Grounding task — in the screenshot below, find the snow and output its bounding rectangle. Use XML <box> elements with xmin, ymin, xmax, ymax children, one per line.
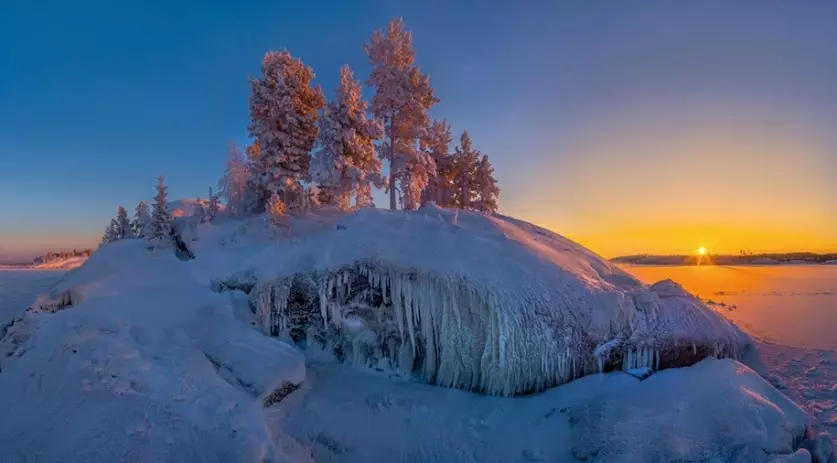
<box><xmin>0</xmin><ymin>208</ymin><xmax>833</xmax><ymax>461</ymax></box>
<box><xmin>216</xmin><ymin>206</ymin><xmax>748</xmax><ymax>395</ymax></box>
<box><xmin>30</xmin><ymin>255</ymin><xmax>88</xmax><ymax>269</ymax></box>
<box><xmin>625</xmin><ymin>264</ymin><xmax>837</xmax><ymax>454</ymax></box>
<box><xmin>0</xmin><ymin>239</ymin><xmax>306</xmax><ymax>462</ymax></box>
<box><xmin>0</xmin><ymin>269</ymin><xmax>65</xmax><ymax>327</ymax></box>
<box><xmin>274</xmin><ymin>357</ymin><xmax>812</xmax><ymax>463</ymax></box>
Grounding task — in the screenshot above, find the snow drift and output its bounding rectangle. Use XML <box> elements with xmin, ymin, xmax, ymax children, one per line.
<box><xmin>212</xmin><ymin>205</ymin><xmax>750</xmax><ymax>396</ymax></box>
<box><xmin>0</xmin><ymin>239</ymin><xmax>306</xmax><ymax>462</ymax></box>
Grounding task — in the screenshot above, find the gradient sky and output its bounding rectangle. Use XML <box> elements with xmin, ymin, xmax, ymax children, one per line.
<box><xmin>2</xmin><ymin>0</ymin><xmax>836</xmax><ymax>260</ymax></box>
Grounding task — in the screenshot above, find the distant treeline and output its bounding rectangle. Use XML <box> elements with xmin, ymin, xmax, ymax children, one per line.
<box><xmin>32</xmin><ymin>249</ymin><xmax>93</xmax><ymax>265</ymax></box>
<box><xmin>611</xmin><ymin>252</ymin><xmax>837</xmax><ymax>266</ymax></box>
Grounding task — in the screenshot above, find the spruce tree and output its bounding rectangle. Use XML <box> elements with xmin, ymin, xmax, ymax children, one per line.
<box><xmin>452</xmin><ymin>131</ymin><xmax>480</xmax><ymax>209</ymax></box>
<box><xmin>420</xmin><ymin>120</ymin><xmax>455</xmax><ymax>207</ymax></box>
<box><xmin>115</xmin><ymin>206</ymin><xmax>133</xmax><ymax>239</ymax></box>
<box><xmin>473</xmin><ymin>155</ymin><xmax>500</xmax><ymax>213</ymax></box>
<box><xmin>149</xmin><ymin>175</ymin><xmax>172</xmax><ymax>248</ymax></box>
<box><xmin>248</xmin><ymin>50</ymin><xmax>324</xmax><ymax>212</ymax></box>
<box><xmin>207</xmin><ymin>187</ymin><xmax>219</xmax><ymax>221</ymax></box>
<box><xmin>132</xmin><ymin>200</ymin><xmax>151</xmax><ymax>237</ymax></box>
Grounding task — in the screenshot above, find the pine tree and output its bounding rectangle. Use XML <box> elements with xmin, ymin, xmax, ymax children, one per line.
<box><xmin>312</xmin><ymin>65</ymin><xmax>384</xmax><ymax>210</ymax></box>
<box><xmin>248</xmin><ymin>50</ymin><xmax>324</xmax><ymax>213</ymax></box>
<box><xmin>420</xmin><ymin>120</ymin><xmax>455</xmax><ymax>207</ymax></box>
<box><xmin>365</xmin><ymin>17</ymin><xmax>439</xmax><ymax>210</ymax></box>
<box><xmin>132</xmin><ymin>200</ymin><xmax>151</xmax><ymax>237</ymax></box>
<box><xmin>218</xmin><ymin>142</ymin><xmax>249</xmax><ymax>215</ymax></box>
<box><xmin>472</xmin><ymin>155</ymin><xmax>500</xmax><ymax>213</ymax></box>
<box><xmin>207</xmin><ymin>187</ymin><xmax>220</xmax><ymax>221</ymax></box>
<box><xmin>149</xmin><ymin>175</ymin><xmax>172</xmax><ymax>248</ymax></box>
<box><xmin>115</xmin><ymin>206</ymin><xmax>133</xmax><ymax>239</ymax></box>
<box><xmin>452</xmin><ymin>131</ymin><xmax>480</xmax><ymax>209</ymax></box>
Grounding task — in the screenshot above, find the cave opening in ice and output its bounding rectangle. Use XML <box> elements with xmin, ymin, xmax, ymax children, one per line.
<box><xmin>223</xmin><ymin>262</ymin><xmax>747</xmax><ymax>397</ymax></box>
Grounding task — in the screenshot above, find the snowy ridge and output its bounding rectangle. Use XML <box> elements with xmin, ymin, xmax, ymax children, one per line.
<box><xmin>211</xmin><ymin>205</ymin><xmax>751</xmax><ymax>395</ymax></box>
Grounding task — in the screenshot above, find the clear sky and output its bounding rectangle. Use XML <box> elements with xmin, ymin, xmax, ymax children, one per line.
<box><xmin>2</xmin><ymin>0</ymin><xmax>836</xmax><ymax>260</ymax></box>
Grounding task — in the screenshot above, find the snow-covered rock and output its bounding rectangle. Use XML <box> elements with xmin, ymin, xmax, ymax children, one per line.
<box><xmin>567</xmin><ymin>358</ymin><xmax>810</xmax><ymax>463</ymax></box>
<box><xmin>0</xmin><ymin>239</ymin><xmax>306</xmax><ymax>462</ymax></box>
<box><xmin>214</xmin><ymin>205</ymin><xmax>750</xmax><ymax>395</ymax></box>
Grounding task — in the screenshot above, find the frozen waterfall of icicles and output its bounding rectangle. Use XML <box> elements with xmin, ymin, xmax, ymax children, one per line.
<box><xmin>244</xmin><ymin>263</ymin><xmax>749</xmax><ymax>396</ymax></box>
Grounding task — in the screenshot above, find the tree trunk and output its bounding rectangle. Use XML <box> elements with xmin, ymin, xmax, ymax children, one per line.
<box><xmin>388</xmin><ymin>112</ymin><xmax>397</xmax><ymax>210</ymax></box>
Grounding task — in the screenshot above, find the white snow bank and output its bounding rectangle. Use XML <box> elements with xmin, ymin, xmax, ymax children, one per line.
<box><xmin>0</xmin><ymin>239</ymin><xmax>306</xmax><ymax>462</ymax></box>
<box><xmin>567</xmin><ymin>358</ymin><xmax>810</xmax><ymax>462</ymax></box>
<box><xmin>276</xmin><ymin>358</ymin><xmax>812</xmax><ymax>463</ymax></box>
<box><xmin>210</xmin><ymin>206</ymin><xmax>750</xmax><ymax>395</ymax></box>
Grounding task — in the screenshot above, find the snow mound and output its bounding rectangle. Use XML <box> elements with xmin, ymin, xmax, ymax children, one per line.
<box><xmin>567</xmin><ymin>358</ymin><xmax>810</xmax><ymax>463</ymax></box>
<box><xmin>0</xmin><ymin>239</ymin><xmax>306</xmax><ymax>462</ymax></box>
<box><xmin>213</xmin><ymin>206</ymin><xmax>750</xmax><ymax>395</ymax></box>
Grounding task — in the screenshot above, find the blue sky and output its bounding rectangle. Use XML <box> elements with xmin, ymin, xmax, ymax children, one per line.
<box><xmin>2</xmin><ymin>0</ymin><xmax>836</xmax><ymax>260</ymax></box>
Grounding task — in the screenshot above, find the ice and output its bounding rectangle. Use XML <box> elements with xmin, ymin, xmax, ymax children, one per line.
<box><xmin>219</xmin><ymin>206</ymin><xmax>749</xmax><ymax>395</ymax></box>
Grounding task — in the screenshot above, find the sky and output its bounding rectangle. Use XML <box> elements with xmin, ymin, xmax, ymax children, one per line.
<box><xmin>2</xmin><ymin>0</ymin><xmax>836</xmax><ymax>260</ymax></box>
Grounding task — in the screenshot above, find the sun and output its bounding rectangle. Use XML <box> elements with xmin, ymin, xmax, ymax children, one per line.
<box><xmin>697</xmin><ymin>246</ymin><xmax>707</xmax><ymax>256</ymax></box>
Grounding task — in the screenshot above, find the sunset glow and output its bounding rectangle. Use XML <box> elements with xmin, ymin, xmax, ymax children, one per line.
<box><xmin>697</xmin><ymin>247</ymin><xmax>707</xmax><ymax>256</ymax></box>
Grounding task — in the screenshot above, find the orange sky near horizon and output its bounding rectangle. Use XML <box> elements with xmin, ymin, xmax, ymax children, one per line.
<box><xmin>506</xmin><ymin>106</ymin><xmax>837</xmax><ymax>258</ymax></box>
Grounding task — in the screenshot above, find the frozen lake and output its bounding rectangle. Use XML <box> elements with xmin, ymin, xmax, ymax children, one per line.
<box><xmin>621</xmin><ymin>264</ymin><xmax>837</xmax><ymax>350</ymax></box>
<box><xmin>0</xmin><ymin>269</ymin><xmax>66</xmax><ymax>328</ymax></box>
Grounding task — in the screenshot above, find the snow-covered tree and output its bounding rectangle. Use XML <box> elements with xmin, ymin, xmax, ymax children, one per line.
<box><xmin>101</xmin><ymin>220</ymin><xmax>118</xmax><ymax>244</ymax></box>
<box><xmin>132</xmin><ymin>200</ymin><xmax>151</xmax><ymax>237</ymax></box>
<box><xmin>244</xmin><ymin>143</ymin><xmax>267</xmax><ymax>213</ymax></box>
<box><xmin>452</xmin><ymin>131</ymin><xmax>481</xmax><ymax>209</ymax></box>
<box><xmin>365</xmin><ymin>17</ymin><xmax>439</xmax><ymax>210</ymax></box>
<box><xmin>248</xmin><ymin>50</ymin><xmax>324</xmax><ymax>212</ymax></box>
<box><xmin>472</xmin><ymin>155</ymin><xmax>500</xmax><ymax>213</ymax></box>
<box><xmin>149</xmin><ymin>176</ymin><xmax>172</xmax><ymax>248</ymax></box>
<box><xmin>312</xmin><ymin>65</ymin><xmax>385</xmax><ymax>210</ymax></box>
<box><xmin>218</xmin><ymin>142</ymin><xmax>249</xmax><ymax>215</ymax></box>
<box><xmin>420</xmin><ymin>120</ymin><xmax>455</xmax><ymax>207</ymax></box>
<box><xmin>266</xmin><ymin>193</ymin><xmax>287</xmax><ymax>231</ymax></box>
<box><xmin>115</xmin><ymin>206</ymin><xmax>133</xmax><ymax>239</ymax></box>
<box><xmin>194</xmin><ymin>198</ymin><xmax>207</xmax><ymax>223</ymax></box>
<box><xmin>207</xmin><ymin>187</ymin><xmax>220</xmax><ymax>221</ymax></box>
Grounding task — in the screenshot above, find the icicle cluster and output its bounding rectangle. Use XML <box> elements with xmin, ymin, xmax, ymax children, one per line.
<box><xmin>247</xmin><ymin>263</ymin><xmax>750</xmax><ymax>396</ymax></box>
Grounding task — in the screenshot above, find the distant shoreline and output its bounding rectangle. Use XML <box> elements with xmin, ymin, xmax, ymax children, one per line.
<box><xmin>612</xmin><ymin>253</ymin><xmax>837</xmax><ymax>266</ymax></box>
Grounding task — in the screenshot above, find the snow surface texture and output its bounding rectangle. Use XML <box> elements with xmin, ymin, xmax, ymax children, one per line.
<box><xmin>0</xmin><ymin>209</ymin><xmax>832</xmax><ymax>462</ymax></box>
<box><xmin>0</xmin><ymin>240</ymin><xmax>306</xmax><ymax>462</ymax></box>
<box><xmin>274</xmin><ymin>357</ymin><xmax>815</xmax><ymax>463</ymax></box>
<box><xmin>215</xmin><ymin>205</ymin><xmax>750</xmax><ymax>395</ymax></box>
<box><xmin>0</xmin><ymin>269</ymin><xmax>65</xmax><ymax>328</ymax></box>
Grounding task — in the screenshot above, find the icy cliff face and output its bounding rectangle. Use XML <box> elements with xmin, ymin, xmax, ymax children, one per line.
<box><xmin>216</xmin><ymin>205</ymin><xmax>751</xmax><ymax>396</ymax></box>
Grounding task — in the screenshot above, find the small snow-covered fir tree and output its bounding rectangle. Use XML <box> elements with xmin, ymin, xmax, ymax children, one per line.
<box><xmin>101</xmin><ymin>220</ymin><xmax>118</xmax><ymax>244</ymax></box>
<box><xmin>249</xmin><ymin>50</ymin><xmax>324</xmax><ymax>212</ymax></box>
<box><xmin>313</xmin><ymin>65</ymin><xmax>384</xmax><ymax>210</ymax></box>
<box><xmin>218</xmin><ymin>142</ymin><xmax>249</xmax><ymax>215</ymax></box>
<box><xmin>365</xmin><ymin>17</ymin><xmax>438</xmax><ymax>210</ymax></box>
<box><xmin>148</xmin><ymin>176</ymin><xmax>172</xmax><ymax>248</ymax></box>
<box><xmin>472</xmin><ymin>155</ymin><xmax>500</xmax><ymax>213</ymax></box>
<box><xmin>207</xmin><ymin>187</ymin><xmax>220</xmax><ymax>221</ymax></box>
<box><xmin>194</xmin><ymin>198</ymin><xmax>206</xmax><ymax>223</ymax></box>
<box><xmin>452</xmin><ymin>131</ymin><xmax>480</xmax><ymax>209</ymax></box>
<box><xmin>115</xmin><ymin>206</ymin><xmax>133</xmax><ymax>239</ymax></box>
<box><xmin>132</xmin><ymin>200</ymin><xmax>151</xmax><ymax>237</ymax></box>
